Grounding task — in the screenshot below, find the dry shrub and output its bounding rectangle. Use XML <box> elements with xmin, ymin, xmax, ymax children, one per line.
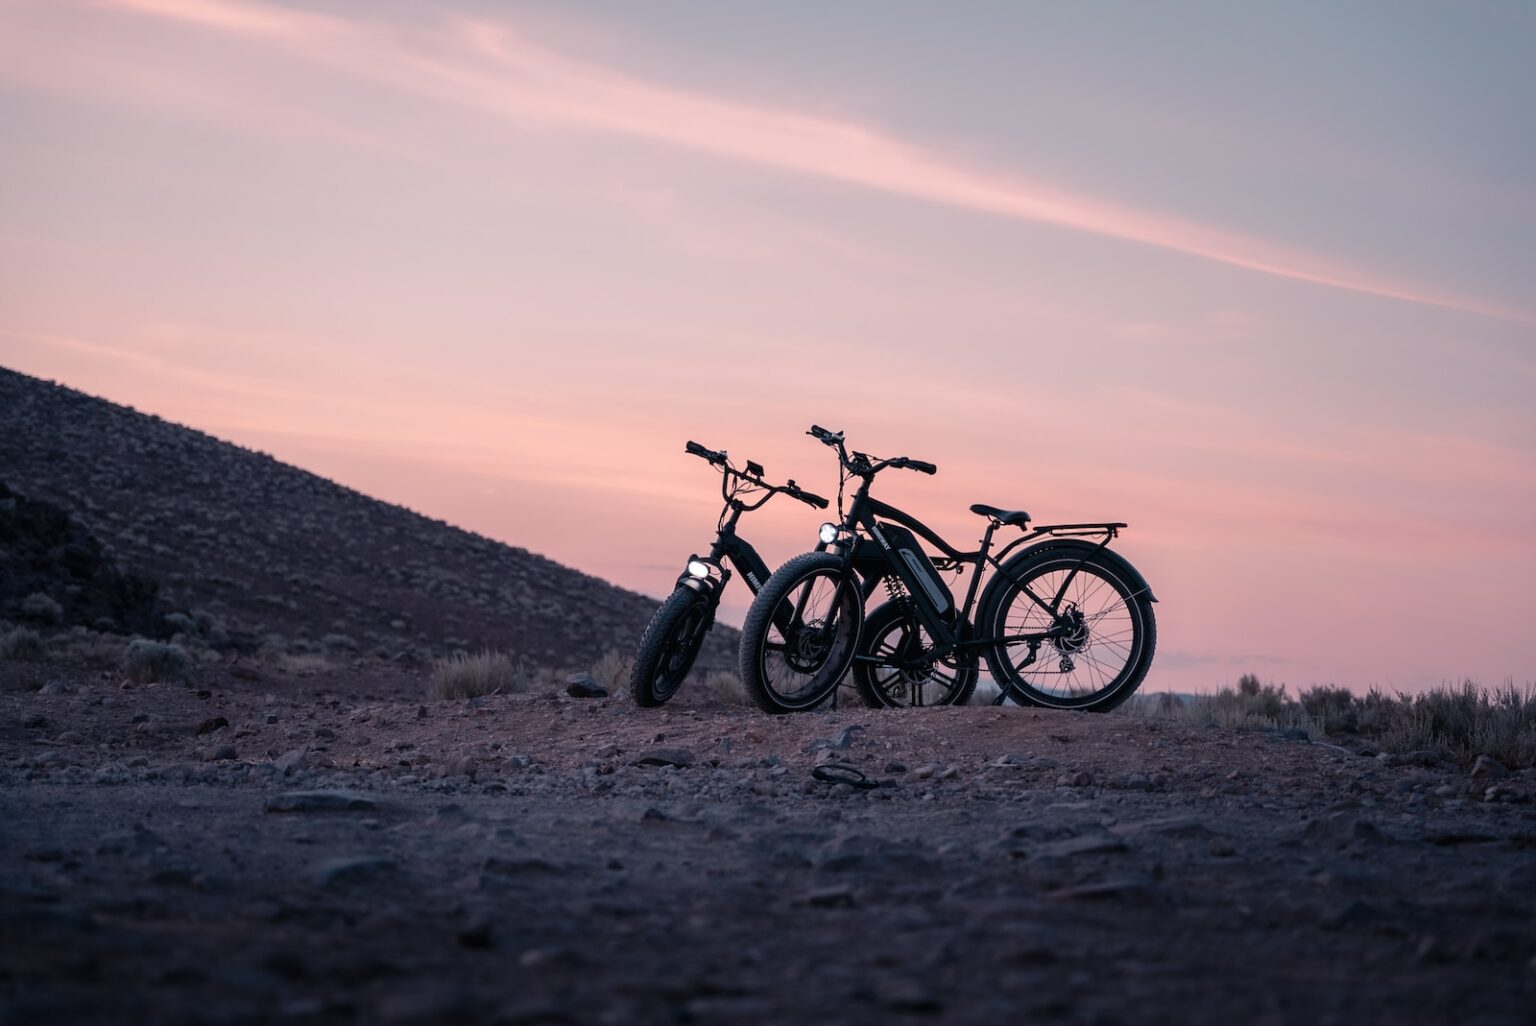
<box><xmin>431</xmin><ymin>650</ymin><xmax>530</xmax><ymax>700</ymax></box>
<box><xmin>694</xmin><ymin>670</ymin><xmax>751</xmax><ymax>706</ymax></box>
<box><xmin>1124</xmin><ymin>677</ymin><xmax>1536</xmax><ymax>769</ymax></box>
<box><xmin>588</xmin><ymin>649</ymin><xmax>633</xmax><ymax>692</ymax></box>
<box><xmin>48</xmin><ymin>629</ymin><xmax>127</xmax><ymax>669</ymax></box>
<box><xmin>123</xmin><ymin>639</ymin><xmax>192</xmax><ymax>683</ymax></box>
<box><xmin>1368</xmin><ymin>681</ymin><xmax>1536</xmax><ymax>769</ymax></box>
<box><xmin>1</xmin><ymin>627</ymin><xmax>45</xmax><ymax>661</ymax></box>
<box><xmin>20</xmin><ymin>592</ymin><xmax>63</xmax><ymax>625</ymax></box>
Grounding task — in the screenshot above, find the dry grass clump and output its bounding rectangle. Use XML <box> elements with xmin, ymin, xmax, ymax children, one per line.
<box><xmin>588</xmin><ymin>649</ymin><xmax>633</xmax><ymax>692</ymax></box>
<box><xmin>122</xmin><ymin>639</ymin><xmax>193</xmax><ymax>683</ymax></box>
<box><xmin>1367</xmin><ymin>681</ymin><xmax>1536</xmax><ymax>769</ymax></box>
<box><xmin>1</xmin><ymin>627</ymin><xmax>46</xmax><ymax>661</ymax></box>
<box><xmin>694</xmin><ymin>670</ymin><xmax>752</xmax><ymax>706</ymax></box>
<box><xmin>431</xmin><ymin>650</ymin><xmax>531</xmax><ymax>700</ymax></box>
<box><xmin>1127</xmin><ymin>677</ymin><xmax>1536</xmax><ymax>769</ymax></box>
<box><xmin>48</xmin><ymin>628</ymin><xmax>128</xmax><ymax>669</ymax></box>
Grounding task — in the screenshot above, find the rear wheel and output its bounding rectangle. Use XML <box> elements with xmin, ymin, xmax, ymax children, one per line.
<box><xmin>853</xmin><ymin>600</ymin><xmax>978</xmax><ymax>708</ymax></box>
<box><xmin>981</xmin><ymin>550</ymin><xmax>1155</xmax><ymax>711</ymax></box>
<box><xmin>629</xmin><ymin>586</ymin><xmax>713</xmax><ymax>707</ymax></box>
<box><xmin>739</xmin><ymin>552</ymin><xmax>863</xmax><ymax>713</ymax></box>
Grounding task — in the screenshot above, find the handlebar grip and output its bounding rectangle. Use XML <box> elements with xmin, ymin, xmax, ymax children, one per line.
<box><xmin>905</xmin><ymin>459</ymin><xmax>938</xmax><ymax>475</ymax></box>
<box><xmin>797</xmin><ymin>489</ymin><xmax>831</xmax><ymax>510</ymax></box>
<box><xmin>685</xmin><ymin>440</ymin><xmax>724</xmax><ymax>462</ymax></box>
<box><xmin>808</xmin><ymin>425</ymin><xmax>843</xmax><ymax>445</ymax></box>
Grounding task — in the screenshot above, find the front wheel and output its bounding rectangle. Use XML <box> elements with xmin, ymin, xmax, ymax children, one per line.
<box><xmin>738</xmin><ymin>552</ymin><xmax>863</xmax><ymax>714</ymax></box>
<box><xmin>853</xmin><ymin>600</ymin><xmax>978</xmax><ymax>708</ymax></box>
<box><xmin>981</xmin><ymin>550</ymin><xmax>1156</xmax><ymax>711</ymax></box>
<box><xmin>629</xmin><ymin>586</ymin><xmax>714</xmax><ymax>707</ymax></box>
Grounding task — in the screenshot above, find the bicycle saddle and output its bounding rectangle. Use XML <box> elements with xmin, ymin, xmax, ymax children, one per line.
<box><xmin>970</xmin><ymin>504</ymin><xmax>1031</xmax><ymax>526</ymax></box>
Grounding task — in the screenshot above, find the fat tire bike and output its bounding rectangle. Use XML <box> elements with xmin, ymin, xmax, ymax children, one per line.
<box><xmin>738</xmin><ymin>426</ymin><xmax>1157</xmax><ymax>714</ymax></box>
<box><xmin>628</xmin><ymin>441</ymin><xmax>828</xmax><ymax>707</ymax></box>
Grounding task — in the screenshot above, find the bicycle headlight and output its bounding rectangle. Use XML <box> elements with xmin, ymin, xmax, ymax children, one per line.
<box><xmin>686</xmin><ymin>559</ymin><xmax>712</xmax><ymax>579</ymax></box>
<box><xmin>818</xmin><ymin>523</ymin><xmax>840</xmax><ymax>545</ymax></box>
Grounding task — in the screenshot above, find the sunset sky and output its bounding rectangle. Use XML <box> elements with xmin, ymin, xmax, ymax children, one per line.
<box><xmin>2</xmin><ymin>0</ymin><xmax>1532</xmax><ymax>693</ymax></box>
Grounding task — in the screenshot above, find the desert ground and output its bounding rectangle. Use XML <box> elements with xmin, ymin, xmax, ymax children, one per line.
<box><xmin>4</xmin><ymin>655</ymin><xmax>1535</xmax><ymax>1026</ymax></box>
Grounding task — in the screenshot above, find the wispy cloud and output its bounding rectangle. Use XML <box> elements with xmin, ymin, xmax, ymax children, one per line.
<box><xmin>38</xmin><ymin>0</ymin><xmax>1529</xmax><ymax>325</ymax></box>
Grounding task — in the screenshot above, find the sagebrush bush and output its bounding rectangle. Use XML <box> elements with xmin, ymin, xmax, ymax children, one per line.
<box><xmin>1125</xmin><ymin>678</ymin><xmax>1536</xmax><ymax>769</ymax></box>
<box><xmin>0</xmin><ymin>627</ymin><xmax>45</xmax><ymax>661</ymax></box>
<box><xmin>430</xmin><ymin>650</ymin><xmax>529</xmax><ymax>699</ymax></box>
<box><xmin>122</xmin><ymin>639</ymin><xmax>192</xmax><ymax>683</ymax></box>
<box><xmin>20</xmin><ymin>592</ymin><xmax>63</xmax><ymax>625</ymax></box>
<box><xmin>694</xmin><ymin>670</ymin><xmax>751</xmax><ymax>706</ymax></box>
<box><xmin>588</xmin><ymin>649</ymin><xmax>632</xmax><ymax>692</ymax></box>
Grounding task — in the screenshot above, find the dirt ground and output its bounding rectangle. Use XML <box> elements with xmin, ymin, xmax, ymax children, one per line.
<box><xmin>3</xmin><ymin>659</ymin><xmax>1535</xmax><ymax>1025</ymax></box>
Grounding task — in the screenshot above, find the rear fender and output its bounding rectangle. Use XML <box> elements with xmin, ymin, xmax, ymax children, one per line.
<box><xmin>979</xmin><ymin>539</ymin><xmax>1156</xmax><ymax>633</ymax></box>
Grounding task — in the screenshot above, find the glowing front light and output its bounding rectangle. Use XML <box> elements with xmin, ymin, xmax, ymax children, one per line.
<box><xmin>819</xmin><ymin>523</ymin><xmax>840</xmax><ymax>544</ymax></box>
<box><xmin>686</xmin><ymin>560</ymin><xmax>712</xmax><ymax>579</ymax></box>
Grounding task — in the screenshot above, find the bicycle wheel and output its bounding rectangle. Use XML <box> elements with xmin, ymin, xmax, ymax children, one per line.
<box><xmin>981</xmin><ymin>550</ymin><xmax>1156</xmax><ymax>711</ymax></box>
<box><xmin>852</xmin><ymin>600</ymin><xmax>978</xmax><ymax>708</ymax></box>
<box><xmin>739</xmin><ymin>552</ymin><xmax>863</xmax><ymax>713</ymax></box>
<box><xmin>629</xmin><ymin>586</ymin><xmax>713</xmax><ymax>707</ymax></box>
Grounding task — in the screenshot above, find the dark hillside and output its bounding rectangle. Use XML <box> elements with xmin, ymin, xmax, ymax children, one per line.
<box><xmin>0</xmin><ymin>366</ymin><xmax>733</xmax><ymax>668</ymax></box>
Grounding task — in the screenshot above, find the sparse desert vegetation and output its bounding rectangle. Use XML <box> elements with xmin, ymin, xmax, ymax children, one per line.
<box><xmin>430</xmin><ymin>649</ymin><xmax>534</xmax><ymax>699</ymax></box>
<box><xmin>1128</xmin><ymin>675</ymin><xmax>1536</xmax><ymax>769</ymax></box>
<box><xmin>0</xmin><ymin>626</ymin><xmax>45</xmax><ymax>661</ymax></box>
<box><xmin>695</xmin><ymin>669</ymin><xmax>752</xmax><ymax>706</ymax></box>
<box><xmin>121</xmin><ymin>638</ymin><xmax>192</xmax><ymax>683</ymax></box>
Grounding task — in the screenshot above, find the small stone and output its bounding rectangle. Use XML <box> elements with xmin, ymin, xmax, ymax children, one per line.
<box><xmin>457</xmin><ymin>913</ymin><xmax>495</xmax><ymax>949</ymax></box>
<box><xmin>312</xmin><ymin>855</ymin><xmax>395</xmax><ymax>887</ymax></box>
<box><xmin>804</xmin><ymin>725</ymin><xmax>865</xmax><ymax>753</ymax></box>
<box><xmin>1048</xmin><ymin>877</ymin><xmax>1155</xmax><ymax>902</ymax></box>
<box><xmin>195</xmin><ymin>716</ymin><xmax>229</xmax><ymax>736</ymax></box>
<box><xmin>1384</xmin><ymin>749</ymin><xmax>1442</xmax><ymax>768</ymax></box>
<box><xmin>805</xmin><ymin>885</ymin><xmax>857</xmax><ymax>908</ymax></box>
<box><xmin>483</xmin><ymin>856</ymin><xmax>565</xmax><ymax>877</ymax></box>
<box><xmin>1471</xmin><ymin>755</ymin><xmax>1509</xmax><ymax>779</ymax></box>
<box><xmin>265</xmin><ymin>790</ymin><xmax>380</xmax><ymax>813</ymax></box>
<box><xmin>565</xmin><ymin>673</ymin><xmax>608</xmax><ymax>699</ymax></box>
<box><xmin>1036</xmin><ymin>835</ymin><xmax>1128</xmax><ymax>859</ymax></box>
<box><xmin>630</xmin><ymin>748</ymin><xmax>695</xmax><ymax>768</ymax></box>
<box><xmin>274</xmin><ymin>748</ymin><xmax>309</xmax><ymax>776</ymax></box>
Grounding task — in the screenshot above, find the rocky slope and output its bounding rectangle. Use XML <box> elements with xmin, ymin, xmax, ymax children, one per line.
<box><xmin>0</xmin><ymin>366</ymin><xmax>733</xmax><ymax>669</ymax></box>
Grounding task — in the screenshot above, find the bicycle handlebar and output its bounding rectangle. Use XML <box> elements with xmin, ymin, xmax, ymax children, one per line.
<box><xmin>806</xmin><ymin>426</ymin><xmax>936</xmax><ymax>477</ymax></box>
<box><xmin>685</xmin><ymin>440</ymin><xmax>827</xmax><ymax>509</ymax></box>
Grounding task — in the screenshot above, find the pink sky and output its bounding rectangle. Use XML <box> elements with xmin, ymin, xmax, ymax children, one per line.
<box><xmin>2</xmin><ymin>0</ymin><xmax>1533</xmax><ymax>692</ymax></box>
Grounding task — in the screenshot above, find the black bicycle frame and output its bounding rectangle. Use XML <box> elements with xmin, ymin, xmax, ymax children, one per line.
<box><xmin>674</xmin><ymin>443</ymin><xmax>827</xmax><ymax>612</ymax></box>
<box><xmin>820</xmin><ymin>475</ymin><xmax>1126</xmax><ymax>658</ymax></box>
<box><xmin>677</xmin><ymin>503</ymin><xmax>775</xmax><ymax>600</ymax></box>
